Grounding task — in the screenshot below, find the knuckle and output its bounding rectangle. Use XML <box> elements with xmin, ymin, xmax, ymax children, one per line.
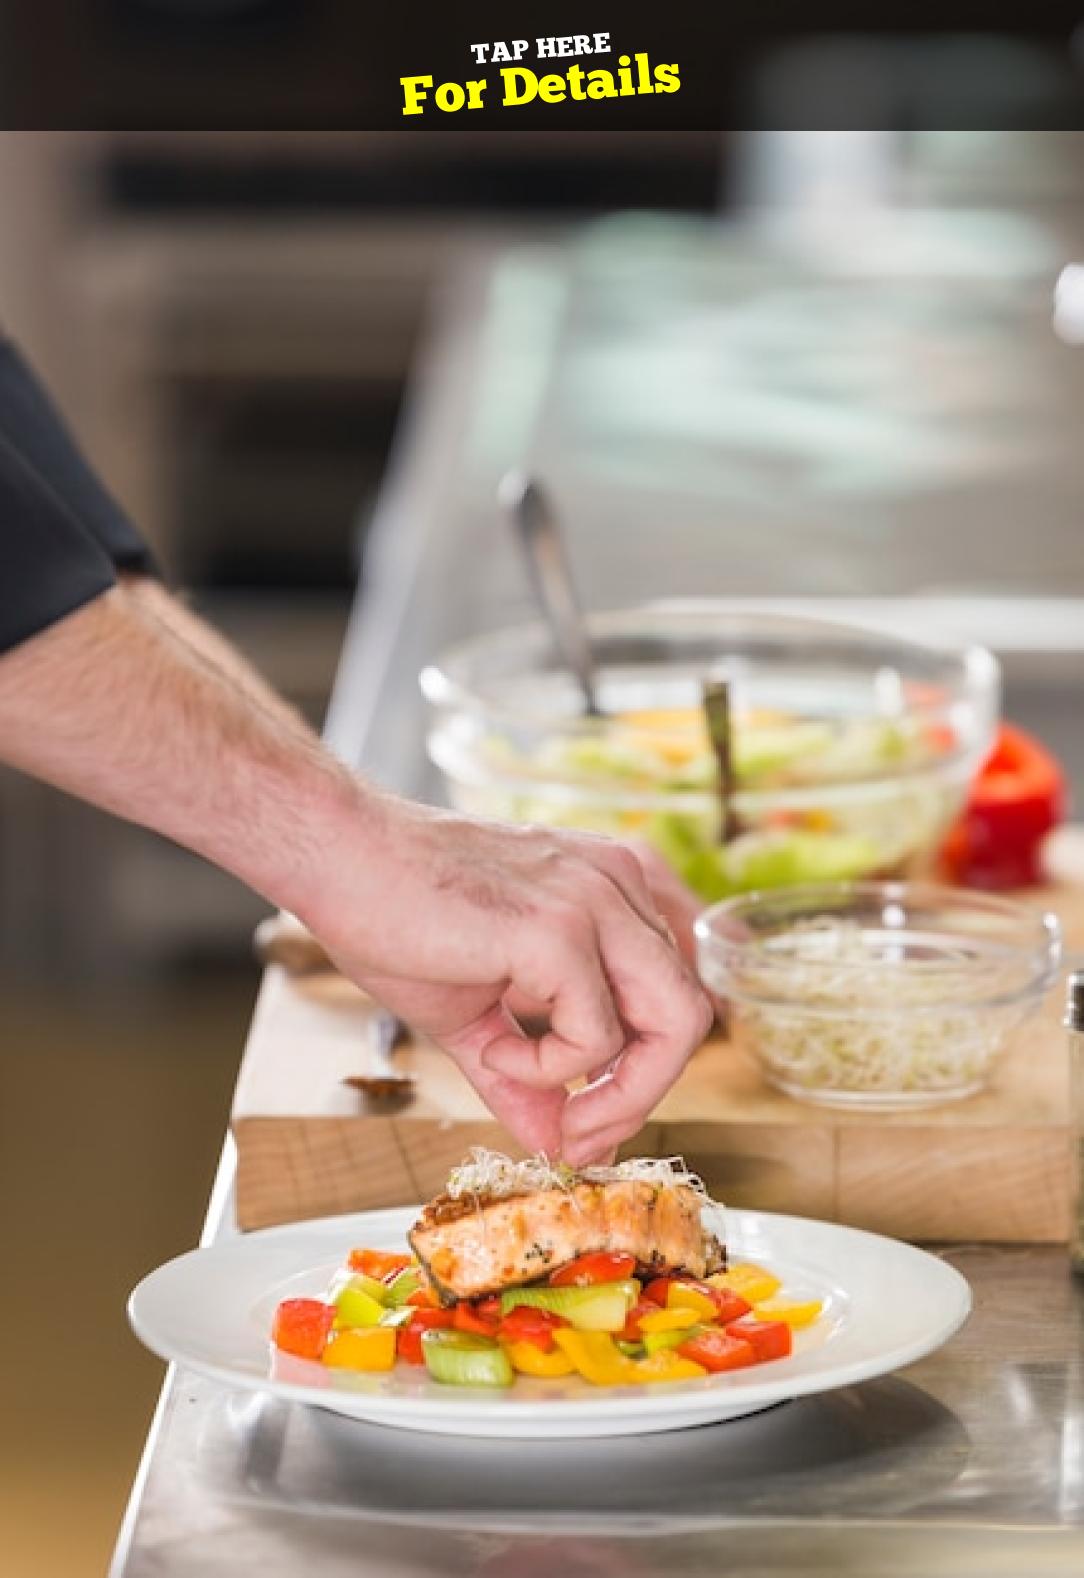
<box><xmin>598</xmin><ymin>1019</ymin><xmax>625</xmax><ymax>1059</ymax></box>
<box><xmin>533</xmin><ymin>841</ymin><xmax>564</xmax><ymax>875</ymax></box>
<box><xmin>548</xmin><ymin>899</ymin><xmax>593</xmax><ymax>946</ymax></box>
<box><xmin>689</xmin><ymin>990</ymin><xmax>714</xmax><ymax>1043</ymax></box>
<box><xmin>608</xmin><ymin>844</ymin><xmax>643</xmax><ymax>882</ymax></box>
<box><xmin>537</xmin><ymin>1040</ymin><xmax>578</xmax><ymax>1082</ymax></box>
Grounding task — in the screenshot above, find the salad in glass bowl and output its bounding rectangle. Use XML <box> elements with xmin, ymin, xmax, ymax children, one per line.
<box><xmin>421</xmin><ymin>603</ymin><xmax>999</xmax><ymax>902</ymax></box>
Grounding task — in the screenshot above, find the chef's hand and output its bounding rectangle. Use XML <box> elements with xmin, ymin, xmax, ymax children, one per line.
<box><xmin>623</xmin><ymin>837</ymin><xmax>703</xmax><ymax>968</ymax></box>
<box><xmin>298</xmin><ymin>792</ymin><xmax>713</xmax><ymax>1166</ymax></box>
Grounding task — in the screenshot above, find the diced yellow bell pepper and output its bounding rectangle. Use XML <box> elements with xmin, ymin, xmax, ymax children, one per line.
<box><xmin>553</xmin><ymin>1329</ymin><xmax>639</xmax><ymax>1386</ymax></box>
<box><xmin>638</xmin><ymin>1306</ymin><xmax>706</xmax><ymax>1334</ymax></box>
<box><xmin>630</xmin><ymin>1350</ymin><xmax>707</xmax><ymax>1385</ymax></box>
<box><xmin>617</xmin><ymin>708</ymin><xmax>707</xmax><ymax>766</ymax></box>
<box><xmin>708</xmin><ymin>1262</ymin><xmax>781</xmax><ymax>1304</ymax></box>
<box><xmin>322</xmin><ymin>1326</ymin><xmax>396</xmax><ymax>1371</ymax></box>
<box><xmin>665</xmin><ymin>1284</ymin><xmax>719</xmax><ymax>1321</ymax></box>
<box><xmin>754</xmin><ymin>1297</ymin><xmax>823</xmax><ymax>1329</ymax></box>
<box><xmin>504</xmin><ymin>1340</ymin><xmax>576</xmax><ymax>1378</ymax></box>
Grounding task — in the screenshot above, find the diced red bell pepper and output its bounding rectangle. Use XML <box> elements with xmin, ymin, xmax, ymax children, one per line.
<box><xmin>498</xmin><ymin>1306</ymin><xmax>567</xmax><ymax>1351</ymax></box>
<box><xmin>642</xmin><ymin>1275</ymin><xmax>750</xmax><ymax>1324</ymax></box>
<box><xmin>675</xmin><ymin>1276</ymin><xmax>752</xmax><ymax>1324</ymax></box>
<box><xmin>726</xmin><ymin>1317</ymin><xmax>792</xmax><ymax>1362</ymax></box>
<box><xmin>700</xmin><ymin>1286</ymin><xmax>752</xmax><ymax>1325</ymax></box>
<box><xmin>271</xmin><ymin>1298</ymin><xmax>335</xmax><ymax>1360</ymax></box>
<box><xmin>620</xmin><ymin>1299</ymin><xmax>661</xmax><ymax>1342</ymax></box>
<box><xmin>474</xmin><ymin>1296</ymin><xmax>503</xmax><ymax>1320</ymax></box>
<box><xmin>940</xmin><ymin>723</ymin><xmax>1066</xmax><ymax>890</ymax></box>
<box><xmin>678</xmin><ymin>1329</ymin><xmax>758</xmax><ymax>1372</ymax></box>
<box><xmin>549</xmin><ymin>1252</ymin><xmax>637</xmax><ymax>1287</ymax></box>
<box><xmin>347</xmin><ymin>1248</ymin><xmax>413</xmax><ymax>1279</ymax></box>
<box><xmin>642</xmin><ymin>1277</ymin><xmax>676</xmax><ymax>1307</ymax></box>
<box><xmin>396</xmin><ymin>1308</ymin><xmax>454</xmax><ymax>1365</ymax></box>
<box><xmin>452</xmin><ymin>1301</ymin><xmax>501</xmax><ymax>1338</ymax></box>
<box><xmin>406</xmin><ymin>1287</ymin><xmax>437</xmax><ymax>1308</ymax></box>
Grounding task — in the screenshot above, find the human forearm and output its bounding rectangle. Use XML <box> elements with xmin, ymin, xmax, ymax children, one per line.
<box><xmin>0</xmin><ymin>583</ymin><xmax>361</xmax><ymax>918</ymax></box>
<box><xmin>0</xmin><ymin>583</ymin><xmax>711</xmax><ymax>1161</ymax></box>
<box><xmin>121</xmin><ymin>574</ymin><xmax>309</xmax><ymax>737</ymax></box>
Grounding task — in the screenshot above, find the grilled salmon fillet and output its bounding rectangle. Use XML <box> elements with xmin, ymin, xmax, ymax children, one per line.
<box><xmin>409</xmin><ymin>1179</ymin><xmax>724</xmax><ymax>1304</ymax></box>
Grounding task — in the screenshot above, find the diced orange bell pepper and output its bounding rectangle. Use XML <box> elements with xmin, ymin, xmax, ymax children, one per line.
<box><xmin>553</xmin><ymin>1329</ymin><xmax>640</xmax><ymax>1386</ymax></box>
<box><xmin>504</xmin><ymin>1340</ymin><xmax>576</xmax><ymax>1378</ymax></box>
<box><xmin>322</xmin><ymin>1326</ymin><xmax>397</xmax><ymax>1371</ymax></box>
<box><xmin>348</xmin><ymin>1248</ymin><xmax>413</xmax><ymax>1279</ymax></box>
<box><xmin>708</xmin><ymin>1263</ymin><xmax>781</xmax><ymax>1304</ymax></box>
<box><xmin>754</xmin><ymin>1297</ymin><xmax>822</xmax><ymax>1329</ymax></box>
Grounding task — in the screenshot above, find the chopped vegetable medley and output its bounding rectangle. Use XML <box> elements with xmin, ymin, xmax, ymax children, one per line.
<box><xmin>270</xmin><ymin>1248</ymin><xmax>820</xmax><ymax>1389</ymax></box>
<box><xmin>447</xmin><ymin>706</ymin><xmax>960</xmax><ymax>901</ymax></box>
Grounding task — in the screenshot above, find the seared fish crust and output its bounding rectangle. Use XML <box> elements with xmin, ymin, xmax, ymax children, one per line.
<box><xmin>409</xmin><ymin>1179</ymin><xmax>724</xmax><ymax>1303</ymax></box>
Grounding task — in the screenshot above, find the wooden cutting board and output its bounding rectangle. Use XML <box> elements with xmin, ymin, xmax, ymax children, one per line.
<box><xmin>231</xmin><ymin>879</ymin><xmax>1081</xmax><ymax>1243</ymax></box>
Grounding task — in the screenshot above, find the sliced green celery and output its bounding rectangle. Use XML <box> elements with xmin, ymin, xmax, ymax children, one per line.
<box><xmin>499</xmin><ymin>1279</ymin><xmax>638</xmax><ymax>1332</ymax></box>
<box><xmin>333</xmin><ymin>1279</ymin><xmax>386</xmax><ymax>1329</ymax></box>
<box><xmin>422</xmin><ymin>1329</ymin><xmax>513</xmax><ymax>1387</ymax></box>
<box><xmin>642</xmin><ymin>1325</ymin><xmax>700</xmax><ymax>1355</ymax></box>
<box><xmin>383</xmin><ymin>1267</ymin><xmax>423</xmax><ymax>1306</ymax></box>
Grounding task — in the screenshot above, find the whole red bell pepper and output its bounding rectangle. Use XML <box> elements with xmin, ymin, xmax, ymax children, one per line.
<box><xmin>941</xmin><ymin>724</ymin><xmax>1066</xmax><ymax>890</ymax></box>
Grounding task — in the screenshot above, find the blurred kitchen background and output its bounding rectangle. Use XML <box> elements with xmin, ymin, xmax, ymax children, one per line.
<box><xmin>1</xmin><ymin>121</ymin><xmax>1083</xmax><ymax>1576</ymax></box>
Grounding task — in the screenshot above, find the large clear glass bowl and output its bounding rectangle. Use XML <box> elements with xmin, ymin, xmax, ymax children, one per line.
<box><xmin>421</xmin><ymin>602</ymin><xmax>1000</xmax><ymax>901</ymax></box>
<box><xmin>695</xmin><ymin>881</ymin><xmax>1062</xmax><ymax>1108</ymax></box>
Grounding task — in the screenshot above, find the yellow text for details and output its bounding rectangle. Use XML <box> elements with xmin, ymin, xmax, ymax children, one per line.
<box><xmin>400</xmin><ymin>55</ymin><xmax>680</xmax><ymax>116</ymax></box>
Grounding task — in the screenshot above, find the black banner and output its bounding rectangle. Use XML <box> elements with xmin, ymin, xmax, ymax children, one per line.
<box><xmin>2</xmin><ymin>2</ymin><xmax>1082</xmax><ymax>129</ymax></box>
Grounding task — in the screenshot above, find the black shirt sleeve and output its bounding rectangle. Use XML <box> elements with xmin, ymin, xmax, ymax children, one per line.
<box><xmin>0</xmin><ymin>337</ymin><xmax>159</xmax><ymax>654</ymax></box>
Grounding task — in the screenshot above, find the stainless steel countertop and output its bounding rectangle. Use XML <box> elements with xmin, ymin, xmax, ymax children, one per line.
<box><xmin>112</xmin><ymin>222</ymin><xmax>1084</xmax><ymax>1577</ymax></box>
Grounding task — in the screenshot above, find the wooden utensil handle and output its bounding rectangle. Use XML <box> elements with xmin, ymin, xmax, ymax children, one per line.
<box><xmin>253</xmin><ymin>914</ymin><xmax>333</xmax><ymax>976</ymax></box>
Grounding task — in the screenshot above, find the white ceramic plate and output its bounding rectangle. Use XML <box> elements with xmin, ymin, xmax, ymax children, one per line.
<box><xmin>129</xmin><ymin>1207</ymin><xmax>970</xmax><ymax>1439</ymax></box>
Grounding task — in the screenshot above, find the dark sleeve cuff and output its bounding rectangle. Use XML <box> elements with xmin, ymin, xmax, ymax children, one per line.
<box><xmin>0</xmin><ymin>448</ymin><xmax>118</xmax><ymax>653</ymax></box>
<box><xmin>0</xmin><ymin>338</ymin><xmax>158</xmax><ymax>653</ymax></box>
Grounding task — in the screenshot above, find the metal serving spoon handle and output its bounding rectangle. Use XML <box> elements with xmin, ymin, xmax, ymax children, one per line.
<box><xmin>500</xmin><ymin>471</ymin><xmax>603</xmax><ymax>718</ymax></box>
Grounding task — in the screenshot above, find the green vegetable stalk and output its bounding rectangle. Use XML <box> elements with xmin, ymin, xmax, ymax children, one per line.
<box><xmin>422</xmin><ymin>1329</ymin><xmax>513</xmax><ymax>1388</ymax></box>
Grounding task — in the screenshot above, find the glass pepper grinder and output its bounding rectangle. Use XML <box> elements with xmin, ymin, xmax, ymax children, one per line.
<box><xmin>1068</xmin><ymin>969</ymin><xmax>1084</xmax><ymax>1274</ymax></box>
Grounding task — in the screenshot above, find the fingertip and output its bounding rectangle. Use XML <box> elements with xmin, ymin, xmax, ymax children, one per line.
<box><xmin>561</xmin><ymin>1125</ymin><xmax>632</xmax><ymax>1169</ymax></box>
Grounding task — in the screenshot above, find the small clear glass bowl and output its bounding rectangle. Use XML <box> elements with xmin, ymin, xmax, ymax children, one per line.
<box><xmin>695</xmin><ymin>881</ymin><xmax>1062</xmax><ymax>1110</ymax></box>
